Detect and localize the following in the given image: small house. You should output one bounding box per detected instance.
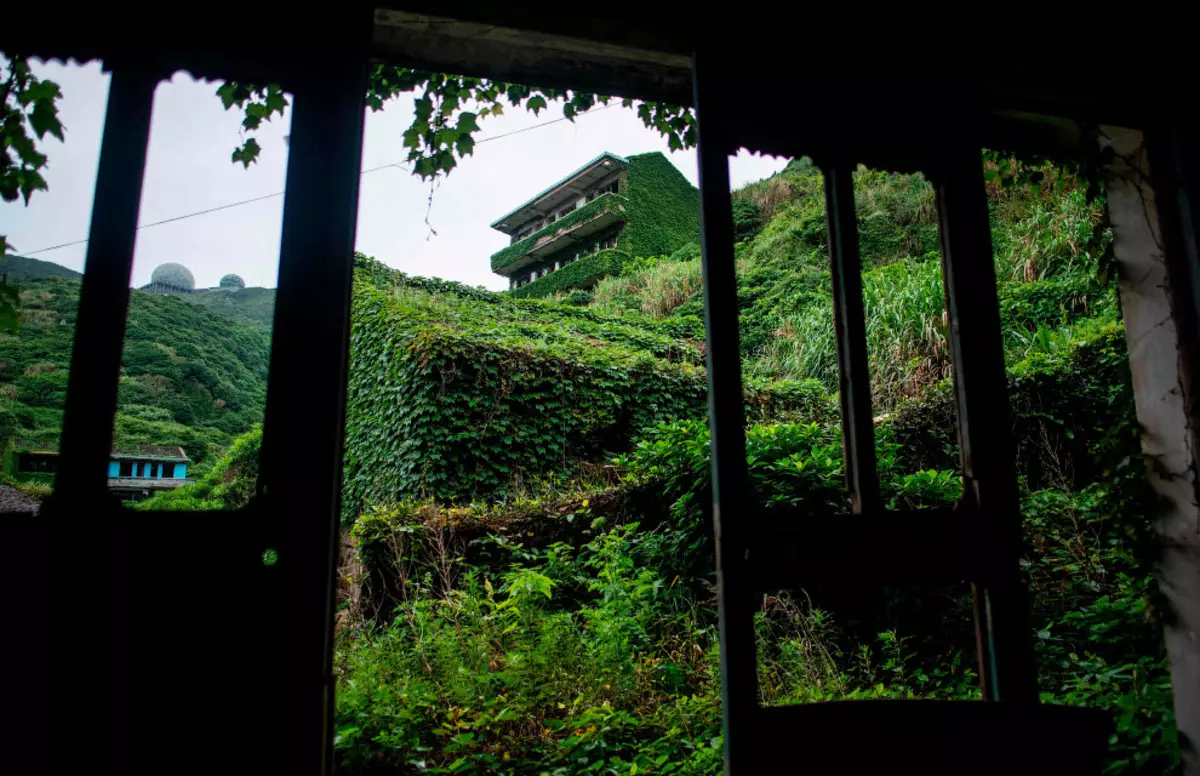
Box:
[489,151,699,298]
[107,445,193,498]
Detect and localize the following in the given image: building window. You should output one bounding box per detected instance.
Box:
[589,180,619,201]
[120,460,134,477]
[558,203,576,219]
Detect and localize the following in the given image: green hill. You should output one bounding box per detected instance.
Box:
[182,285,276,327]
[1,276,270,471]
[1,254,83,282]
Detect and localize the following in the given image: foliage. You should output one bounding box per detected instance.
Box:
[756,257,949,405]
[615,153,701,263]
[591,258,703,319]
[509,250,628,299]
[1,54,63,236]
[344,279,702,511]
[138,426,261,510]
[730,199,762,243]
[217,69,695,180]
[1,54,64,325]
[0,254,80,282]
[179,285,277,327]
[333,154,1171,772]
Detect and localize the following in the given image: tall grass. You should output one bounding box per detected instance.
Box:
[997,188,1107,283]
[591,259,706,319]
[755,258,949,408]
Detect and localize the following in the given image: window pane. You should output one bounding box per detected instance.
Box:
[109,71,290,507]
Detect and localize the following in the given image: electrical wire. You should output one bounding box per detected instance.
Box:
[19,103,616,256]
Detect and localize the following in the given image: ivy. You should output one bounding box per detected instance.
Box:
[216,68,695,179]
[615,153,700,261]
[508,249,628,299]
[341,255,817,517]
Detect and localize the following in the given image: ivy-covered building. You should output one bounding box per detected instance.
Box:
[489,151,699,298]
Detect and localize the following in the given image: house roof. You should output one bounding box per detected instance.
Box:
[110,445,190,462]
[490,151,628,233]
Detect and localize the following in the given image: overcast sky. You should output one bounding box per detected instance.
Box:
[0,61,788,292]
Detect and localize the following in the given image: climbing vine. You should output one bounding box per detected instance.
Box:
[217,66,695,179]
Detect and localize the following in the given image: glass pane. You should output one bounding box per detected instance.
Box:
[0,57,111,513]
[108,71,289,507]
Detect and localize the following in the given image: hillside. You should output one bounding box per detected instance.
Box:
[1,276,270,471]
[1,254,83,282]
[181,285,276,327]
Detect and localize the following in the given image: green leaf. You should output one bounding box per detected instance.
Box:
[28,102,64,142]
[231,138,261,168]
[414,157,436,179]
[526,95,547,115]
[414,97,433,123]
[456,111,479,133]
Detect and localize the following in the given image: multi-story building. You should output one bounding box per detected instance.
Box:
[489,151,699,298]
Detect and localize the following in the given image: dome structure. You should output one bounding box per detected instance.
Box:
[218,273,246,290]
[149,263,195,292]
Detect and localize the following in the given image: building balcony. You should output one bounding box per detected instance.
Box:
[491,192,627,273]
[108,476,195,491]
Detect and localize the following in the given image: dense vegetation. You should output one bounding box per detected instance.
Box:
[35,155,1174,772]
[0,258,270,476]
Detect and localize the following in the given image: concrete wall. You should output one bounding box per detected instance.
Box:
[1105,125,1200,774]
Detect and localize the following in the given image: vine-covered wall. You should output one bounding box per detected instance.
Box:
[509,249,629,299]
[342,280,709,511]
[340,256,819,518]
[616,152,700,260]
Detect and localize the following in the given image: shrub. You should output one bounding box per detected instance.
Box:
[731,198,763,242]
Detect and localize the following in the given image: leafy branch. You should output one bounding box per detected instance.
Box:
[1,52,64,329]
[217,66,696,179]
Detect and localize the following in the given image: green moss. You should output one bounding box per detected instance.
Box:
[510,249,628,299]
[490,193,628,272]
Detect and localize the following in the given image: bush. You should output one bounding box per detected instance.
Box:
[731,198,763,242]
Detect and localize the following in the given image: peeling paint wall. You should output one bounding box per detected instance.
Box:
[1104,124,1200,773]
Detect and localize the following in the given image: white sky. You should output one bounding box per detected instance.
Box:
[0,61,788,292]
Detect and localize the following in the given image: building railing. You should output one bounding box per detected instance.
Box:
[490,192,626,272]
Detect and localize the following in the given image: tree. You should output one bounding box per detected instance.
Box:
[1,53,64,329]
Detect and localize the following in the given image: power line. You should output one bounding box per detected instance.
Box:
[20,104,616,256]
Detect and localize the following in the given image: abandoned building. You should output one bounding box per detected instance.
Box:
[4,440,192,499]
[489,151,699,297]
[106,445,192,498]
